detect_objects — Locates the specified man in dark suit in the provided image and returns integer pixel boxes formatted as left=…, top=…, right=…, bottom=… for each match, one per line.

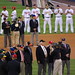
left=2, top=18, right=11, bottom=48
left=23, top=42, right=33, bottom=75
left=5, top=47, right=14, bottom=62
left=46, top=41, right=54, bottom=75
left=18, top=17, right=25, bottom=46
left=16, top=45, right=25, bottom=75
left=0, top=54, right=7, bottom=75
left=60, top=38, right=71, bottom=75
left=7, top=54, right=20, bottom=75
left=30, top=15, right=38, bottom=46
left=36, top=40, right=47, bottom=75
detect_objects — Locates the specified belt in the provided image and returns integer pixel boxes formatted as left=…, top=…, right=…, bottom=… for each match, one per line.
left=25, top=17, right=30, bottom=18
left=45, top=17, right=50, bottom=18
left=56, top=16, right=61, bottom=18
left=67, top=16, right=72, bottom=18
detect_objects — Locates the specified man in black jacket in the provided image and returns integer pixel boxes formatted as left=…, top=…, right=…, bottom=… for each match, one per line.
left=18, top=17, right=25, bottom=46
left=30, top=15, right=38, bottom=46
left=7, top=54, right=20, bottom=75
left=23, top=42, right=33, bottom=75
left=2, top=18, right=11, bottom=48
left=46, top=41, right=54, bottom=75
left=36, top=40, right=47, bottom=75
left=60, top=38, right=71, bottom=75
left=0, top=54, right=7, bottom=75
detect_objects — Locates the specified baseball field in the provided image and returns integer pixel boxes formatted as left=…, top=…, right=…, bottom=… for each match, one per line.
left=0, top=0, right=75, bottom=75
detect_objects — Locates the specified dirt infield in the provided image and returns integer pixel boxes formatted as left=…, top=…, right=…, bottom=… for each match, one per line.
left=0, top=33, right=75, bottom=60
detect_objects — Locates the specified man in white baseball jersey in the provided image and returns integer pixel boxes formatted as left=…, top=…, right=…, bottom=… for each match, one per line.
left=0, top=6, right=9, bottom=34
left=11, top=6, right=17, bottom=21
left=65, top=5, right=74, bottom=33
left=54, top=5, right=63, bottom=33
left=31, top=4, right=41, bottom=33
left=22, top=5, right=31, bottom=33
left=42, top=4, right=53, bottom=33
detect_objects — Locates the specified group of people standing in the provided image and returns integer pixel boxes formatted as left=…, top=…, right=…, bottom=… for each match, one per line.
left=0, top=4, right=74, bottom=47
left=0, top=38, right=71, bottom=75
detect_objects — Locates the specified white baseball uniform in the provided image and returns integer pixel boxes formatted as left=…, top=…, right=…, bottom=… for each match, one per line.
left=22, top=9, right=31, bottom=32
left=31, top=8, right=41, bottom=33
left=54, top=8, right=63, bottom=33
left=11, top=10, right=17, bottom=21
left=42, top=8, right=53, bottom=33
left=0, top=10, right=8, bottom=34
left=65, top=9, right=74, bottom=33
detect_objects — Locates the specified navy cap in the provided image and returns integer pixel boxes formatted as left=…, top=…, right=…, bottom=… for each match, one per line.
left=40, top=40, right=45, bottom=42
left=10, top=47, right=15, bottom=51
left=0, top=50, right=3, bottom=53
left=32, top=14, right=36, bottom=17
left=57, top=5, right=60, bottom=7
left=13, top=47, right=17, bottom=50
left=62, top=38, right=66, bottom=41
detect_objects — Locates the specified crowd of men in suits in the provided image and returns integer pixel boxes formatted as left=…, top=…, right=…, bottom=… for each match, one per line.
left=0, top=38, right=71, bottom=75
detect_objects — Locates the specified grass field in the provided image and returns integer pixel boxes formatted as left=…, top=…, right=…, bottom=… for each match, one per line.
left=0, top=0, right=75, bottom=34
left=32, top=59, right=75, bottom=75
left=0, top=0, right=75, bottom=75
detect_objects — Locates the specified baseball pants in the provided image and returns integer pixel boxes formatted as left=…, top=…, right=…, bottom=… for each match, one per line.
left=62, top=60, right=70, bottom=75
left=55, top=17, right=63, bottom=33
left=37, top=17, right=41, bottom=33
left=0, top=19, right=4, bottom=34
left=24, top=18, right=30, bottom=33
left=66, top=18, right=74, bottom=33
left=43, top=18, right=52, bottom=33
left=53, top=59, right=62, bottom=75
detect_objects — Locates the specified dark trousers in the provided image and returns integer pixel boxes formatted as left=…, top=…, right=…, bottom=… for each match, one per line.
left=48, top=63, right=53, bottom=75
left=62, top=60, right=70, bottom=75
left=4, top=34, right=11, bottom=48
left=25, top=63, right=32, bottom=75
left=38, top=61, right=47, bottom=75
left=19, top=34, right=24, bottom=46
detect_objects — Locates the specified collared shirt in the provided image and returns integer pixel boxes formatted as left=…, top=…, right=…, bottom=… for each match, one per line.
left=41, top=45, right=47, bottom=57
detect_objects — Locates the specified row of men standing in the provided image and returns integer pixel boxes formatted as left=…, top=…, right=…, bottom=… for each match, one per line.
left=0, top=38, right=71, bottom=75
left=0, top=4, right=74, bottom=35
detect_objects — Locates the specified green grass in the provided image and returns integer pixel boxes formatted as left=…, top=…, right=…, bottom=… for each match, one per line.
left=0, top=0, right=75, bottom=34
left=32, top=59, right=75, bottom=75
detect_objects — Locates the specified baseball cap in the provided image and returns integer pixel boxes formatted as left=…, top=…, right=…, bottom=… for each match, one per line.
left=2, top=6, right=6, bottom=9
left=40, top=40, right=45, bottom=42
left=12, top=6, right=16, bottom=9
left=62, top=38, right=66, bottom=41
left=26, top=5, right=29, bottom=7
left=17, top=45, right=24, bottom=48
left=57, top=5, right=60, bottom=7
left=49, top=41, right=53, bottom=44
left=10, top=47, right=15, bottom=51
left=27, top=42, right=33, bottom=46
left=12, top=54, right=17, bottom=58
left=0, top=54, right=7, bottom=59
left=0, top=50, right=3, bottom=54
left=33, top=4, right=36, bottom=6
left=32, top=14, right=36, bottom=17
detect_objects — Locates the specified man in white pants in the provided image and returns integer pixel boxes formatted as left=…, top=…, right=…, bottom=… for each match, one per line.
left=42, top=4, right=53, bottom=33
left=11, top=6, right=17, bottom=21
left=65, top=5, right=74, bottom=33
left=22, top=5, right=31, bottom=33
left=54, top=5, right=63, bottom=33
left=0, top=6, right=9, bottom=34
left=31, top=4, right=41, bottom=33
